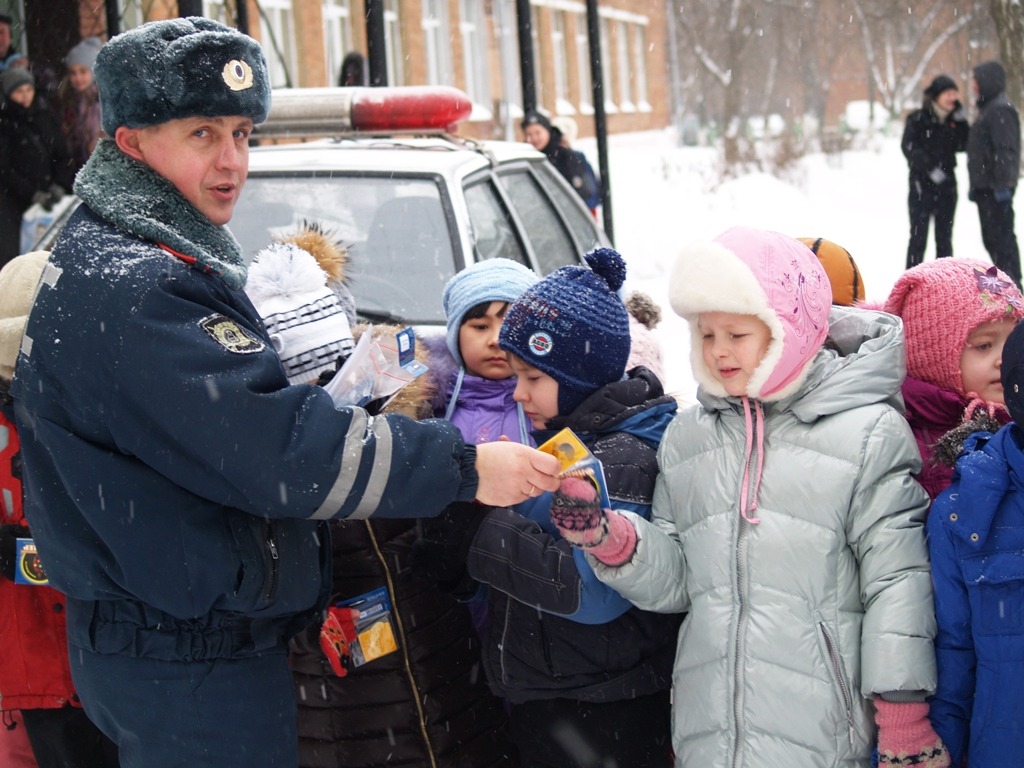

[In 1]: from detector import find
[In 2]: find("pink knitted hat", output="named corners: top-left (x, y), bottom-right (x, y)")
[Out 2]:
top-left (669, 227), bottom-right (832, 401)
top-left (883, 259), bottom-right (1024, 395)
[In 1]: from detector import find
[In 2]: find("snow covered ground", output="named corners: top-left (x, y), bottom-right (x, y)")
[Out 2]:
top-left (590, 127), bottom-right (1020, 404)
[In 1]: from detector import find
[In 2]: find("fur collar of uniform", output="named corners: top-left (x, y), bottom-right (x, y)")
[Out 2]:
top-left (74, 139), bottom-right (247, 289)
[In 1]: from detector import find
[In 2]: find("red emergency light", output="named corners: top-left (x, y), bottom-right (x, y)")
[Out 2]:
top-left (258, 86), bottom-right (473, 138)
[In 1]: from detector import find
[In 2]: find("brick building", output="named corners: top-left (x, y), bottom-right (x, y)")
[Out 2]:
top-left (13, 0), bottom-right (671, 142)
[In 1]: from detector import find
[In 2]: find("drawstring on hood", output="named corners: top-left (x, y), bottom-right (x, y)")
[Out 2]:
top-left (739, 397), bottom-right (765, 524)
top-left (669, 227), bottom-right (832, 524)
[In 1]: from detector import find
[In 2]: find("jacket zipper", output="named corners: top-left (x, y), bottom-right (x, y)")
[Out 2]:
top-left (366, 522), bottom-right (438, 768)
top-left (263, 521), bottom-right (279, 601)
top-left (731, 415), bottom-right (756, 768)
top-left (819, 621), bottom-right (856, 746)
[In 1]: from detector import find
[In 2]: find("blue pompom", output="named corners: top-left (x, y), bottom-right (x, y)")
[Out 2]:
top-left (584, 247), bottom-right (627, 292)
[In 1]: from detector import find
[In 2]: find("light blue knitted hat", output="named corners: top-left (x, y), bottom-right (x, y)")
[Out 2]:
top-left (442, 258), bottom-right (538, 366)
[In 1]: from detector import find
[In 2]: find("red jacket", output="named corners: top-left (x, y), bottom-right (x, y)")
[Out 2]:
top-left (0, 405), bottom-right (80, 711)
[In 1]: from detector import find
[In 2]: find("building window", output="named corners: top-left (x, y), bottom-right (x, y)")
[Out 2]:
top-left (599, 17), bottom-right (616, 113)
top-left (118, 0), bottom-right (144, 29)
top-left (202, 0), bottom-right (229, 23)
top-left (323, 0), bottom-right (354, 87)
top-left (259, 0), bottom-right (299, 88)
top-left (632, 23), bottom-right (651, 111)
top-left (385, 0), bottom-right (404, 86)
top-left (531, 5), bottom-right (544, 107)
top-left (422, 0), bottom-right (454, 85)
top-left (551, 11), bottom-right (572, 115)
top-left (460, 0), bottom-right (492, 117)
top-left (573, 12), bottom-right (592, 114)
top-left (615, 20), bottom-right (634, 112)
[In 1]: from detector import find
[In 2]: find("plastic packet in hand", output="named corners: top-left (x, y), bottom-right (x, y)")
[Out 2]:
top-left (321, 326), bottom-right (428, 409)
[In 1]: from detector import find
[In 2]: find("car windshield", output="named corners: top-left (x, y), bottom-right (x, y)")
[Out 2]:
top-left (234, 175), bottom-right (457, 324)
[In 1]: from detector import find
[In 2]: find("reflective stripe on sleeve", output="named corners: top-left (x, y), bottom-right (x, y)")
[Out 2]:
top-left (310, 410), bottom-right (393, 520)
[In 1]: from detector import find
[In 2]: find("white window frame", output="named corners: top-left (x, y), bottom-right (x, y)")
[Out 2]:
top-left (459, 0), bottom-right (492, 118)
top-left (632, 23), bottom-right (651, 112)
top-left (615, 20), bottom-right (634, 112)
top-left (422, 0), bottom-right (454, 85)
top-left (259, 0), bottom-right (299, 88)
top-left (551, 10), bottom-right (573, 115)
top-left (531, 5), bottom-right (544, 107)
top-left (599, 17), bottom-right (616, 113)
top-left (385, 0), bottom-right (405, 86)
top-left (202, 0), bottom-right (229, 24)
top-left (323, 0), bottom-right (354, 87)
top-left (572, 11), bottom-right (593, 115)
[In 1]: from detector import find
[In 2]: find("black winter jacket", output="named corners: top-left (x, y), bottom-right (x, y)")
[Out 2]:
top-left (901, 100), bottom-right (968, 182)
top-left (967, 62), bottom-right (1021, 193)
top-left (0, 98), bottom-right (73, 211)
top-left (289, 518), bottom-right (515, 768)
top-left (417, 369), bottom-right (682, 705)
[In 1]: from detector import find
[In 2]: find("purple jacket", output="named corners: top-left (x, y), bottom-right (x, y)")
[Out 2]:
top-left (424, 335), bottom-right (534, 447)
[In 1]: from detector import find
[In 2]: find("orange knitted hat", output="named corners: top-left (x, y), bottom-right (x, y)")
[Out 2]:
top-left (883, 259), bottom-right (1024, 395)
top-left (797, 237), bottom-right (865, 306)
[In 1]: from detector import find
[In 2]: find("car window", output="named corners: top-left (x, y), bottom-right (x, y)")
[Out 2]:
top-left (463, 180), bottom-right (528, 265)
top-left (236, 175), bottom-right (457, 324)
top-left (532, 164), bottom-right (603, 254)
top-left (497, 169), bottom-right (580, 275)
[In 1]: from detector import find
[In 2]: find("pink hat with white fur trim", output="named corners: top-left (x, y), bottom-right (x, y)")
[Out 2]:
top-left (669, 226), bottom-right (832, 401)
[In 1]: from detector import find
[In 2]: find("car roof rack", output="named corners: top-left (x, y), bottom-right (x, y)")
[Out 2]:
top-left (254, 85), bottom-right (473, 140)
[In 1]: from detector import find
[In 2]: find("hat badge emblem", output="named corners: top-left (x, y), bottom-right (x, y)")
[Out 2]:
top-left (527, 331), bottom-right (553, 357)
top-left (222, 59), bottom-right (254, 91)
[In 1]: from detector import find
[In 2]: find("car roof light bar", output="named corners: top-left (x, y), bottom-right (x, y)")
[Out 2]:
top-left (255, 85), bottom-right (473, 138)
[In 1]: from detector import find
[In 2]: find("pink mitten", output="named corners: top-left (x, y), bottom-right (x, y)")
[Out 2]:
top-left (551, 476), bottom-right (637, 565)
top-left (874, 700), bottom-right (950, 768)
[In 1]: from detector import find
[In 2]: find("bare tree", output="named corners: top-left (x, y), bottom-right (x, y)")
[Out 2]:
top-left (989, 0), bottom-right (1024, 113)
top-left (849, 0), bottom-right (981, 118)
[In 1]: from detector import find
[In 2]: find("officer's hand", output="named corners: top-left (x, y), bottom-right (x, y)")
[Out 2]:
top-left (473, 442), bottom-right (560, 507)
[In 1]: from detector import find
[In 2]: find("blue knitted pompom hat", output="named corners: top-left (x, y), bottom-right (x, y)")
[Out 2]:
top-left (94, 17), bottom-right (271, 135)
top-left (499, 247), bottom-right (630, 415)
top-left (442, 258), bottom-right (538, 367)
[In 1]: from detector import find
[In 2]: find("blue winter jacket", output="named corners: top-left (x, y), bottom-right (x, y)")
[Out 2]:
top-left (928, 424), bottom-right (1024, 767)
top-left (12, 143), bottom-right (479, 663)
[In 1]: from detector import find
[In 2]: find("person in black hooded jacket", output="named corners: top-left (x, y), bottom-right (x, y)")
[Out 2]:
top-left (522, 111), bottom-right (601, 212)
top-left (901, 74), bottom-right (968, 269)
top-left (967, 60), bottom-right (1022, 287)
top-left (0, 67), bottom-right (72, 268)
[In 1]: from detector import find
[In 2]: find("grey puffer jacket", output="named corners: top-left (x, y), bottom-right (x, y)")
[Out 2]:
top-left (591, 307), bottom-right (936, 768)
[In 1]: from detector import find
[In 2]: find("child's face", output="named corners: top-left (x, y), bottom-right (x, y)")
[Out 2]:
top-left (509, 354), bottom-right (559, 429)
top-left (960, 318), bottom-right (1017, 404)
top-left (459, 301), bottom-right (512, 379)
top-left (67, 64), bottom-right (93, 93)
top-left (8, 82), bottom-right (33, 109)
top-left (115, 115), bottom-right (253, 226)
top-left (699, 311), bottom-right (773, 398)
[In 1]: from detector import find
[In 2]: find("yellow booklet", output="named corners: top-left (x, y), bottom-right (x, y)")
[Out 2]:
top-left (537, 427), bottom-right (611, 507)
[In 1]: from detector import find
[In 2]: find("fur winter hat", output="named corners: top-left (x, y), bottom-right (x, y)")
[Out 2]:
top-left (670, 227), bottom-right (831, 401)
top-left (797, 237), bottom-right (865, 306)
top-left (442, 258), bottom-right (538, 367)
top-left (66, 36), bottom-right (102, 70)
top-left (1001, 320), bottom-right (1024, 428)
top-left (94, 17), bottom-right (270, 136)
top-left (1, 66), bottom-right (32, 99)
top-left (0, 251), bottom-right (48, 382)
top-left (883, 259), bottom-right (1024, 396)
top-left (500, 248), bottom-right (630, 414)
top-left (245, 242), bottom-right (355, 385)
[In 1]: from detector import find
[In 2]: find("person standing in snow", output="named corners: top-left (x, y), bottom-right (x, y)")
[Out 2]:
top-left (967, 60), bottom-right (1022, 287)
top-left (552, 228), bottom-right (947, 767)
top-left (522, 110), bottom-right (601, 213)
top-left (9, 19), bottom-right (559, 768)
top-left (57, 36), bottom-right (102, 176)
top-left (901, 74), bottom-right (969, 269)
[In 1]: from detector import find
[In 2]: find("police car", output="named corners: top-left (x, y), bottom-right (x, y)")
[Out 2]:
top-left (30, 85), bottom-right (607, 326)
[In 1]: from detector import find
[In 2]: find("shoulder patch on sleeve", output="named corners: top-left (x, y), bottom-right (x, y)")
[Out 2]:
top-left (200, 314), bottom-right (266, 354)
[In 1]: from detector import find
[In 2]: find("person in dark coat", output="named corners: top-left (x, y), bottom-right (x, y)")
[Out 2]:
top-left (901, 74), bottom-right (968, 268)
top-left (967, 60), bottom-right (1022, 287)
top-left (338, 51), bottom-right (367, 87)
top-left (522, 110), bottom-right (601, 212)
top-left (0, 67), bottom-right (72, 268)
